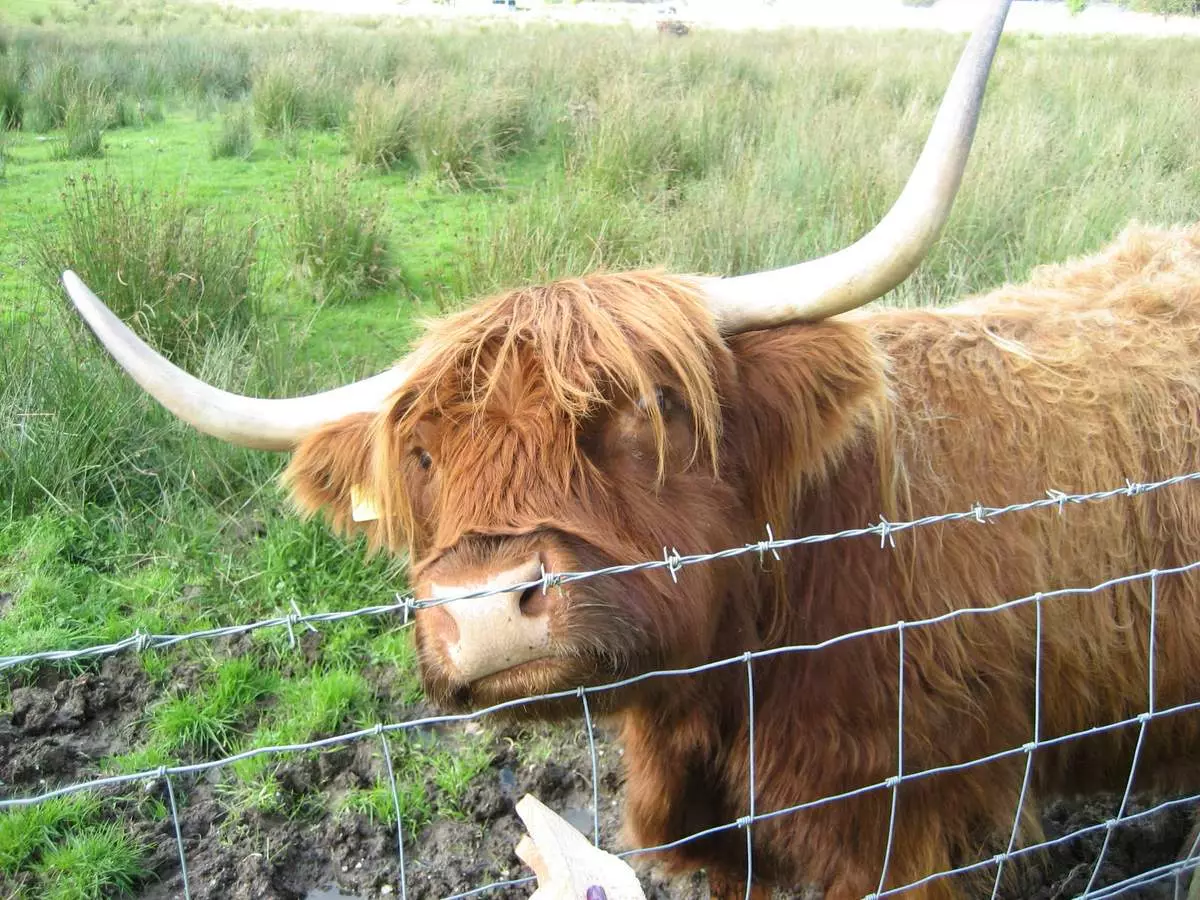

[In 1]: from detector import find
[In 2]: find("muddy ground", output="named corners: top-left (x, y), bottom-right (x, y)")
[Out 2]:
top-left (1, 653), bottom-right (1196, 900)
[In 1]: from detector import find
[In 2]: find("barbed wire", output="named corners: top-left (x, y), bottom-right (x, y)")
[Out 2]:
top-left (5, 561), bottom-right (1200, 898)
top-left (4, 470), bottom-right (1198, 673)
top-left (4, 471), bottom-right (1200, 900)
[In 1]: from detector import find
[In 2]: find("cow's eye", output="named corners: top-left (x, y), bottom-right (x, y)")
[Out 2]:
top-left (637, 386), bottom-right (685, 417)
top-left (414, 448), bottom-right (433, 471)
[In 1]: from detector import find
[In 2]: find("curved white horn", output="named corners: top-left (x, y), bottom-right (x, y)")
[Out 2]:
top-left (699, 0), bottom-right (1013, 332)
top-left (62, 271), bottom-right (415, 451)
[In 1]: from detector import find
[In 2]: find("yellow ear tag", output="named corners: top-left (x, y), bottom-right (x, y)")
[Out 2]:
top-left (350, 484), bottom-right (381, 523)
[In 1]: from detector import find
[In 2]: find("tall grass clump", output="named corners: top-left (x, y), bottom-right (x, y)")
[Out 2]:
top-left (113, 94), bottom-right (165, 129)
top-left (0, 302), bottom-right (289, 514)
top-left (0, 53), bottom-right (23, 130)
top-left (55, 85), bottom-right (109, 159)
top-left (23, 55), bottom-right (78, 132)
top-left (252, 50), bottom-right (348, 133)
top-left (455, 179), bottom-right (656, 295)
top-left (565, 72), bottom-right (766, 199)
top-left (162, 35), bottom-right (252, 99)
top-left (412, 78), bottom-right (531, 189)
top-left (209, 102), bottom-right (254, 160)
top-left (347, 80), bottom-right (416, 172)
top-left (284, 163), bottom-right (396, 304)
top-left (35, 173), bottom-right (262, 364)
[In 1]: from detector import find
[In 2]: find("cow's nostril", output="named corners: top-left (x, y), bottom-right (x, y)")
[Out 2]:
top-left (518, 583), bottom-right (551, 617)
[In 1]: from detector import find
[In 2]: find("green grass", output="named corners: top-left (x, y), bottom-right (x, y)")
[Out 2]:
top-left (1, 0), bottom-right (1199, 894)
top-left (34, 822), bottom-right (147, 900)
top-left (0, 795), bottom-right (146, 900)
top-left (208, 102), bottom-right (254, 160)
top-left (35, 171), bottom-right (262, 364)
top-left (285, 161), bottom-right (398, 304)
top-left (150, 656), bottom-right (280, 755)
top-left (0, 795), bottom-right (102, 874)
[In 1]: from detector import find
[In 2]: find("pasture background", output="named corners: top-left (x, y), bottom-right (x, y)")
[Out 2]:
top-left (1, 0), bottom-right (1199, 897)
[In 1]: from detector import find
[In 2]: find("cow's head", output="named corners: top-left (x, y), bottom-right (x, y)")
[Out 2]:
top-left (60, 1), bottom-right (1012, 715)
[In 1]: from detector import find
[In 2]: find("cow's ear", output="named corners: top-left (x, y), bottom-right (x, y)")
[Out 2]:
top-left (726, 320), bottom-right (885, 502)
top-left (282, 412), bottom-right (378, 539)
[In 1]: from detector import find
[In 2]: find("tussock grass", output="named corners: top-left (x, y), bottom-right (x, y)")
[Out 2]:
top-left (35, 173), bottom-right (261, 364)
top-left (23, 54), bottom-right (78, 132)
top-left (208, 100), bottom-right (254, 159)
top-left (0, 53), bottom-right (23, 129)
top-left (412, 77), bottom-right (531, 189)
top-left (252, 49), bottom-right (348, 133)
top-left (347, 79), bottom-right (416, 172)
top-left (285, 163), bottom-right (397, 304)
top-left (56, 83), bottom-right (107, 158)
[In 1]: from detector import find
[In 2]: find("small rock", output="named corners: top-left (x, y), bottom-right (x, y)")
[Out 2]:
top-left (380, 886), bottom-right (394, 896)
top-left (498, 766), bottom-right (517, 799)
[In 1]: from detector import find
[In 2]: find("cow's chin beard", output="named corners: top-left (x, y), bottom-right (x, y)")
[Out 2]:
top-left (415, 651), bottom-right (634, 723)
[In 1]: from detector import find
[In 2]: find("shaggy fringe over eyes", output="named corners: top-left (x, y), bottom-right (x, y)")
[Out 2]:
top-left (370, 271), bottom-right (729, 552)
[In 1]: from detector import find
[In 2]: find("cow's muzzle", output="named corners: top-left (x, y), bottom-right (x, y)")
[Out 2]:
top-left (419, 556), bottom-right (554, 683)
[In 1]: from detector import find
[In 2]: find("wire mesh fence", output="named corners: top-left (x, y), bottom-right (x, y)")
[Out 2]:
top-left (4, 471), bottom-right (1200, 900)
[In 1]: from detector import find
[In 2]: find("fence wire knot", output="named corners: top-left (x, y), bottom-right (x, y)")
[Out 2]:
top-left (877, 517), bottom-right (896, 549)
top-left (971, 503), bottom-right (988, 524)
top-left (1126, 480), bottom-right (1146, 497)
top-left (396, 592), bottom-right (415, 626)
top-left (540, 563), bottom-right (563, 596)
top-left (1046, 488), bottom-right (1069, 515)
top-left (1022, 741), bottom-right (1038, 754)
top-left (133, 629), bottom-right (150, 653)
top-left (663, 546), bottom-right (683, 582)
top-left (755, 524), bottom-right (782, 564)
top-left (284, 600), bottom-right (316, 648)
top-left (736, 815), bottom-right (753, 829)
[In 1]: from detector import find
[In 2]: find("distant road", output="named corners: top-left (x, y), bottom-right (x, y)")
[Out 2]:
top-left (203, 0), bottom-right (1200, 38)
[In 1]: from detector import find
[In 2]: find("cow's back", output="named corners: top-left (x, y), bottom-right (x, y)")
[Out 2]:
top-left (861, 221), bottom-right (1200, 794)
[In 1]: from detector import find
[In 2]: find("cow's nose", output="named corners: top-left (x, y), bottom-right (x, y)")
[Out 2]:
top-left (422, 556), bottom-right (554, 682)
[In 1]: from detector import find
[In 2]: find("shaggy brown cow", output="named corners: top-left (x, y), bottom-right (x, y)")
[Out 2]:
top-left (59, 2), bottom-right (1200, 897)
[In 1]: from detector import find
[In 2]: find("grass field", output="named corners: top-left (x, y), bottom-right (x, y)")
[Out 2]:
top-left (2, 0), bottom-right (1200, 896)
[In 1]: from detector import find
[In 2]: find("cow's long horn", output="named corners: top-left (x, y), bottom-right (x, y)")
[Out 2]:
top-left (699, 0), bottom-right (1012, 332)
top-left (62, 271), bottom-right (415, 451)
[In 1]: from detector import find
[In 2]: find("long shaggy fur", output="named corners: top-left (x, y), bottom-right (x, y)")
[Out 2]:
top-left (284, 222), bottom-right (1200, 899)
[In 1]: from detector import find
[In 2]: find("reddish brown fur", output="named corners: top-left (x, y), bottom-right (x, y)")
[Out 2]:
top-left (284, 223), bottom-right (1200, 899)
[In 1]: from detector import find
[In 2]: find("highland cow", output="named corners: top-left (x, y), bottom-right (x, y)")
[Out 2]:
top-left (60, 1), bottom-right (1200, 897)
